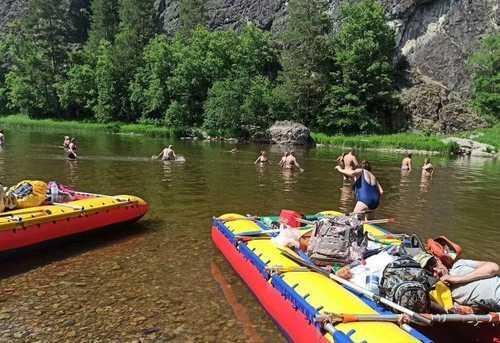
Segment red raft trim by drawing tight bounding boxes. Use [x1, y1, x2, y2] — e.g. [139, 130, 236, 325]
[0, 204, 148, 252]
[212, 226, 329, 343]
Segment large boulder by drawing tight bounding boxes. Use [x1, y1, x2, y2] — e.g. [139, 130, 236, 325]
[268, 121, 315, 146]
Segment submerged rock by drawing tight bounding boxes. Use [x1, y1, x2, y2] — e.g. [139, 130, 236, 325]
[268, 121, 315, 146]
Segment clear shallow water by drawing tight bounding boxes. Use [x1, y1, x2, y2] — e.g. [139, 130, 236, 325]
[0, 129, 499, 342]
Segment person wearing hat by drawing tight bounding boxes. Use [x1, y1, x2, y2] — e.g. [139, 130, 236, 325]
[415, 252, 500, 311]
[156, 145, 176, 161]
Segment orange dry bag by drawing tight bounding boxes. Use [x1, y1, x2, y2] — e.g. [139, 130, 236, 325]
[426, 236, 462, 268]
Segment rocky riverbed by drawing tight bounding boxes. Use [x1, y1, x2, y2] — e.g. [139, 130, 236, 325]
[0, 224, 273, 343]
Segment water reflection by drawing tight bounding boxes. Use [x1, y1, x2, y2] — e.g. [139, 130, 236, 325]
[338, 183, 354, 213]
[65, 160, 79, 187]
[280, 169, 299, 192]
[162, 161, 173, 183]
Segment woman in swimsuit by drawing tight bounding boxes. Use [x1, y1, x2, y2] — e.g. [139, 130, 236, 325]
[254, 151, 269, 165]
[67, 138, 78, 160]
[422, 158, 434, 177]
[401, 152, 412, 171]
[335, 160, 383, 214]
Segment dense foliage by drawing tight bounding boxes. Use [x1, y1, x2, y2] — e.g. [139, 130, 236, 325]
[468, 33, 500, 122]
[0, 0, 402, 135]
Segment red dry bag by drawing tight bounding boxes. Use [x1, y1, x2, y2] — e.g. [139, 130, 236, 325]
[279, 210, 303, 228]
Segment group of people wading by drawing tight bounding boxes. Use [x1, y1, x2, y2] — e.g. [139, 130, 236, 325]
[335, 149, 437, 215]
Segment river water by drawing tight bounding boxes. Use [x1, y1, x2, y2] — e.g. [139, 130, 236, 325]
[0, 129, 499, 342]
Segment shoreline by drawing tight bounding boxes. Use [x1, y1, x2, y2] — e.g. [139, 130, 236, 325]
[1, 114, 498, 155]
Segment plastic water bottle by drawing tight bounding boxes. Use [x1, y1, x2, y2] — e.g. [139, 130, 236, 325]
[365, 267, 380, 295]
[50, 182, 59, 203]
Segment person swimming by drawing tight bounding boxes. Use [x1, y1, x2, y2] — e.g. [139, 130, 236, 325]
[422, 158, 434, 177]
[157, 145, 176, 161]
[63, 136, 70, 149]
[401, 152, 413, 171]
[254, 151, 269, 165]
[335, 160, 383, 214]
[67, 138, 78, 160]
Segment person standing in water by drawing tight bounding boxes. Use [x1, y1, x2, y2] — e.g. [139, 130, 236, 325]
[401, 152, 413, 171]
[284, 151, 303, 172]
[343, 149, 359, 171]
[63, 136, 70, 149]
[157, 145, 176, 161]
[279, 151, 289, 168]
[0, 129, 5, 146]
[67, 138, 78, 160]
[254, 151, 270, 165]
[335, 160, 383, 214]
[422, 158, 435, 177]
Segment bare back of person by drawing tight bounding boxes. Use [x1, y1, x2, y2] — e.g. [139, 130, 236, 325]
[343, 152, 359, 171]
[162, 148, 176, 161]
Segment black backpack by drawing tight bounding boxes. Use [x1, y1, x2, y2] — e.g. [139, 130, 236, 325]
[380, 256, 434, 313]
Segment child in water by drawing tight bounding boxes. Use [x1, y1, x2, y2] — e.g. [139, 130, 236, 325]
[67, 138, 78, 160]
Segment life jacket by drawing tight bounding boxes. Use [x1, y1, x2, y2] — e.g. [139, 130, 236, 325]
[426, 236, 462, 268]
[307, 215, 367, 266]
[6, 180, 48, 209]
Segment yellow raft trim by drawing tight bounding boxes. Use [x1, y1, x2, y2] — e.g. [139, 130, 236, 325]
[0, 195, 146, 231]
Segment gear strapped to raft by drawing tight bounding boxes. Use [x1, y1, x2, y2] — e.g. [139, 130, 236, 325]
[307, 215, 367, 266]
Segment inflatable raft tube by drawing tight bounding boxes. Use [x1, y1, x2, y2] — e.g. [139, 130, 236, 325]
[212, 211, 432, 343]
[0, 195, 148, 253]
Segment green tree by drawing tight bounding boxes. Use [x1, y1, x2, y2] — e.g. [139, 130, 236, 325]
[112, 0, 158, 121]
[56, 50, 96, 118]
[93, 40, 117, 122]
[87, 0, 120, 50]
[166, 28, 239, 126]
[322, 0, 396, 133]
[0, 41, 10, 114]
[277, 0, 333, 126]
[204, 75, 274, 133]
[179, 0, 207, 38]
[4, 35, 60, 116]
[468, 33, 500, 121]
[130, 35, 176, 121]
[21, 0, 72, 76]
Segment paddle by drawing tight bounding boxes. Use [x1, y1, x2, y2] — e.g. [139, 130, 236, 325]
[236, 226, 314, 237]
[279, 248, 433, 326]
[322, 322, 353, 343]
[316, 312, 500, 325]
[297, 217, 396, 226]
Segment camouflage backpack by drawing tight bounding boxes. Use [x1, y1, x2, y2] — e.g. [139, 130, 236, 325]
[380, 256, 434, 313]
[307, 215, 367, 266]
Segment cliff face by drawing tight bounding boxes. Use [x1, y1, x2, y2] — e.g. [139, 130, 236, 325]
[1, 0, 498, 132]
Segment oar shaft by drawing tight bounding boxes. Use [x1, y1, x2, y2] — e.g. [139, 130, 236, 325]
[280, 249, 432, 326]
[426, 313, 500, 323]
[323, 323, 352, 343]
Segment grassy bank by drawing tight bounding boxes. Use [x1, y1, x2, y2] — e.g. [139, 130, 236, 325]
[465, 124, 500, 149]
[0, 114, 182, 138]
[311, 132, 458, 153]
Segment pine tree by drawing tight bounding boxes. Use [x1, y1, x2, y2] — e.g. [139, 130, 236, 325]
[87, 0, 120, 50]
[113, 0, 158, 120]
[277, 0, 333, 126]
[179, 0, 207, 38]
[21, 0, 72, 75]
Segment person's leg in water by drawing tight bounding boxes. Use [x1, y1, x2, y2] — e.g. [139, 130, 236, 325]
[353, 201, 370, 220]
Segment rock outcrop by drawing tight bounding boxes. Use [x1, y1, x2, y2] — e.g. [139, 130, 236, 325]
[268, 121, 315, 146]
[442, 137, 497, 158]
[1, 0, 498, 132]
